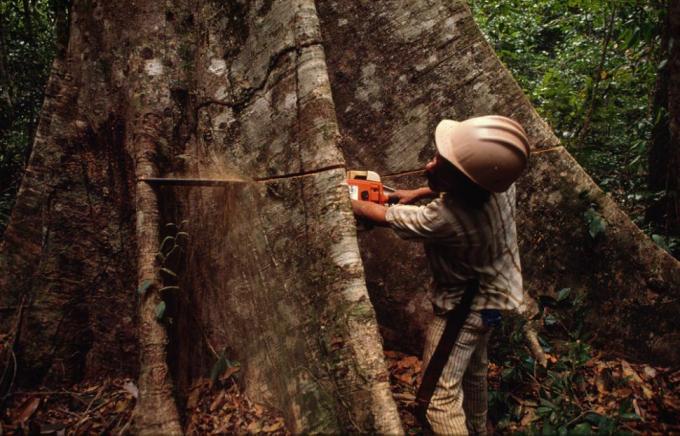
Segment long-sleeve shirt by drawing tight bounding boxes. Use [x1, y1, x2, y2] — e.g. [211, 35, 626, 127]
[384, 185, 524, 313]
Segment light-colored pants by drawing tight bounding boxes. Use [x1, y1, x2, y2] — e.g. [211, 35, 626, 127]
[422, 311, 492, 435]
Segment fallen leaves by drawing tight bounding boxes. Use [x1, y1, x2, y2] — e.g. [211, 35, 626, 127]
[184, 377, 288, 435]
[384, 348, 680, 434]
[1, 378, 136, 435]
[384, 350, 422, 432]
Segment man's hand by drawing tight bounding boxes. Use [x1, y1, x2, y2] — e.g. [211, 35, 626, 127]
[351, 200, 388, 225]
[388, 187, 436, 205]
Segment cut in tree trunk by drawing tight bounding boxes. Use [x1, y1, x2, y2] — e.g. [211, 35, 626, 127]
[1, 0, 680, 433]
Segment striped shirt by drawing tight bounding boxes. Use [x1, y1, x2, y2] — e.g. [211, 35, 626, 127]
[384, 185, 523, 313]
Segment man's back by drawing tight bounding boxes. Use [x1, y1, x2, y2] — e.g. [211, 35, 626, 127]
[385, 185, 523, 312]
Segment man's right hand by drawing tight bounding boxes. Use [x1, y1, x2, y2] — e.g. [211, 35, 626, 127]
[388, 187, 435, 205]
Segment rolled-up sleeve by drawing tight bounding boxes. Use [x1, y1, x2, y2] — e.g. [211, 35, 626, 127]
[385, 199, 456, 241]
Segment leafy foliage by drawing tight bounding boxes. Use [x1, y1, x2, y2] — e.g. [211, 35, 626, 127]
[470, 0, 673, 253]
[485, 287, 672, 434]
[152, 221, 189, 323]
[0, 0, 58, 235]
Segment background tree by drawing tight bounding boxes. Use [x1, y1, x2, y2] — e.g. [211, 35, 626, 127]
[648, 0, 680, 241]
[0, 0, 61, 233]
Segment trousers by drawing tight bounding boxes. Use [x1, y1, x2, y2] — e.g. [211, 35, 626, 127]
[421, 311, 492, 435]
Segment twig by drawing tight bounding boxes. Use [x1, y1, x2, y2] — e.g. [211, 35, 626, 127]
[84, 383, 106, 414]
[509, 393, 533, 406]
[1, 296, 26, 402]
[564, 409, 596, 428]
[523, 320, 548, 367]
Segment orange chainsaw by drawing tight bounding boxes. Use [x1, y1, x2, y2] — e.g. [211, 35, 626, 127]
[346, 170, 396, 205]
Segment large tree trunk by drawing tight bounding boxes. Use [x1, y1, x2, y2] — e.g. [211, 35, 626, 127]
[2, 0, 680, 432]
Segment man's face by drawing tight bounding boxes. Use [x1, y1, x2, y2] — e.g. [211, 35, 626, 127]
[425, 154, 452, 192]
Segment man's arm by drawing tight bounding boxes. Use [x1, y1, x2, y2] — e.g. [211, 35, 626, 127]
[351, 199, 388, 225]
[389, 187, 437, 204]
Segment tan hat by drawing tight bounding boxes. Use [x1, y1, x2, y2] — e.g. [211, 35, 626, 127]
[434, 115, 530, 192]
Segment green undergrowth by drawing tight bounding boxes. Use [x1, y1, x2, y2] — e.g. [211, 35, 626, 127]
[470, 0, 678, 257]
[488, 288, 638, 435]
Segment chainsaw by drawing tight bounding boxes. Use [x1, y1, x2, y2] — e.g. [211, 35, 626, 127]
[345, 170, 396, 205]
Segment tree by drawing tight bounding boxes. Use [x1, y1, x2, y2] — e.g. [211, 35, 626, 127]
[648, 0, 680, 238]
[1, 0, 679, 432]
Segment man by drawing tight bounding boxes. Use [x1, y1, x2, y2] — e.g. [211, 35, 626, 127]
[351, 115, 530, 435]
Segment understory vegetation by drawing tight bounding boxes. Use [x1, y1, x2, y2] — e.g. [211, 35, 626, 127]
[470, 0, 678, 255]
[0, 0, 57, 234]
[386, 289, 680, 434]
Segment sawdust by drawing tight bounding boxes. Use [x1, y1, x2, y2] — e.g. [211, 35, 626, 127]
[201, 153, 252, 182]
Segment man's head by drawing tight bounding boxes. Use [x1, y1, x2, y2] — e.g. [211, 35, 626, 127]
[430, 115, 530, 193]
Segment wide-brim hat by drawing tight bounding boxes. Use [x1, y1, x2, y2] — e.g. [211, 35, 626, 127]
[434, 115, 530, 193]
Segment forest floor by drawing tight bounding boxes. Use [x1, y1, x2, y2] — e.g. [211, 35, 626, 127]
[0, 375, 288, 435]
[386, 348, 680, 435]
[2, 346, 678, 435]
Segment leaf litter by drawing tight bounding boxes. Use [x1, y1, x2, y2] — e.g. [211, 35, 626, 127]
[1, 370, 289, 434]
[1, 378, 137, 435]
[384, 348, 680, 434]
[184, 375, 288, 435]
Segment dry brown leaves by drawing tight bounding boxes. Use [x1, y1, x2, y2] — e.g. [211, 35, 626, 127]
[384, 350, 422, 432]
[1, 378, 137, 435]
[385, 349, 680, 434]
[577, 356, 680, 433]
[184, 377, 288, 435]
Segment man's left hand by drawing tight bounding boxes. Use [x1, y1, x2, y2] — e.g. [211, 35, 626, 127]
[351, 200, 388, 225]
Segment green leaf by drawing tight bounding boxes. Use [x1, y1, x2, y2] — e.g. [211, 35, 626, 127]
[159, 285, 180, 294]
[155, 301, 166, 321]
[159, 236, 175, 254]
[537, 406, 552, 417]
[137, 279, 153, 295]
[584, 208, 606, 239]
[619, 412, 641, 421]
[572, 422, 591, 435]
[160, 267, 177, 278]
[556, 287, 571, 302]
[652, 234, 670, 251]
[583, 412, 601, 425]
[210, 353, 228, 384]
[542, 422, 555, 435]
[540, 398, 557, 409]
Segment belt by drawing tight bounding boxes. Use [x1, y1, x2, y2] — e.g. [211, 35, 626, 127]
[415, 279, 479, 432]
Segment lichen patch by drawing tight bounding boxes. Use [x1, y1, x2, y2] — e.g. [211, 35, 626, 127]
[209, 58, 227, 76]
[144, 59, 164, 76]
